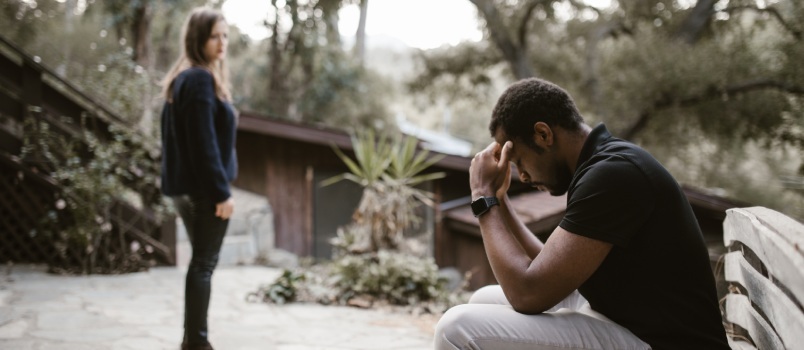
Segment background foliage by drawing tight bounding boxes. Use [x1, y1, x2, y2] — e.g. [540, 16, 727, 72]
[20, 114, 167, 274]
[249, 251, 467, 313]
[1, 0, 801, 219]
[410, 0, 804, 218]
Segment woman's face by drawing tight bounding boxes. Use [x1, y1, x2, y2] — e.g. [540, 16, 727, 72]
[204, 20, 228, 64]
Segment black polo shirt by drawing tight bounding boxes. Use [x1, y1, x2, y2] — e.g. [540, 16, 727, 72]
[559, 124, 729, 350]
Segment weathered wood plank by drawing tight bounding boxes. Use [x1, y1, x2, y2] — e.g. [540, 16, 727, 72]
[724, 252, 804, 348]
[748, 207, 804, 249]
[725, 294, 784, 350]
[724, 207, 804, 304]
[727, 338, 756, 350]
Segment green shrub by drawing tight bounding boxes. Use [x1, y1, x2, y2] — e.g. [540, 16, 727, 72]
[20, 115, 166, 274]
[331, 250, 446, 306]
[250, 250, 469, 313]
[248, 269, 306, 305]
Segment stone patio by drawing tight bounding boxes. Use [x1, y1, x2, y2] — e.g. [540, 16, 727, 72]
[0, 264, 438, 350]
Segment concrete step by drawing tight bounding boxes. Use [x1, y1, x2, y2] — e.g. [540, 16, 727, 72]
[176, 231, 257, 267]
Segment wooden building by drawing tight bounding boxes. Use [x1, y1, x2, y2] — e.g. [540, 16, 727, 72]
[234, 113, 472, 259]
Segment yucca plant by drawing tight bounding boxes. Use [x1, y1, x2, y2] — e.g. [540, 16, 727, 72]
[320, 129, 392, 189]
[322, 129, 445, 254]
[386, 134, 446, 205]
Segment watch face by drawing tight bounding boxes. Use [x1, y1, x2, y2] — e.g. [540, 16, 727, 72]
[471, 198, 488, 215]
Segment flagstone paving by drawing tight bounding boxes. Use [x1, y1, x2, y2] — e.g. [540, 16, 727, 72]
[0, 264, 438, 350]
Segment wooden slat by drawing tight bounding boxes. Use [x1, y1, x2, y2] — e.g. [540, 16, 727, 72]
[111, 203, 173, 264]
[749, 207, 804, 250]
[725, 294, 785, 350]
[727, 338, 757, 350]
[725, 252, 804, 348]
[724, 207, 804, 304]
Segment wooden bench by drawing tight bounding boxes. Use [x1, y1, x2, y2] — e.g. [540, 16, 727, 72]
[722, 207, 804, 349]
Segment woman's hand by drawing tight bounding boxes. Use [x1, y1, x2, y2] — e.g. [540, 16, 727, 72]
[215, 197, 235, 220]
[470, 141, 513, 200]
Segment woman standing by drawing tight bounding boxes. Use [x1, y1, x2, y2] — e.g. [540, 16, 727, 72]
[160, 7, 237, 350]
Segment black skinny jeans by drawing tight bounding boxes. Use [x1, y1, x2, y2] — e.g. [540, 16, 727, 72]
[172, 195, 229, 346]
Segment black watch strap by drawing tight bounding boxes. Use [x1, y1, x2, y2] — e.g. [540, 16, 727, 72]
[471, 196, 500, 217]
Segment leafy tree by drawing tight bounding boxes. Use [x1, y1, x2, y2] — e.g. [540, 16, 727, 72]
[241, 0, 390, 129]
[409, 0, 804, 218]
[98, 0, 156, 67]
[0, 0, 60, 47]
[0, 1, 155, 126]
[95, 0, 210, 70]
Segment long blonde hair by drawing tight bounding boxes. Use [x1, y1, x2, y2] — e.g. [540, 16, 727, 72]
[161, 7, 231, 102]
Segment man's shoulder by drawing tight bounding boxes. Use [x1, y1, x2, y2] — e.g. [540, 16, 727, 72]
[587, 138, 664, 175]
[594, 137, 648, 158]
[574, 154, 652, 195]
[575, 137, 682, 205]
[570, 139, 658, 199]
[581, 140, 647, 175]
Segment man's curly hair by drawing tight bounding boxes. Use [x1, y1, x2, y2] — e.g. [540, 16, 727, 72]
[489, 78, 584, 150]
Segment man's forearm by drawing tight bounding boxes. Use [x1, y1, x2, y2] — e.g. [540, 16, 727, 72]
[478, 205, 534, 292]
[501, 195, 544, 259]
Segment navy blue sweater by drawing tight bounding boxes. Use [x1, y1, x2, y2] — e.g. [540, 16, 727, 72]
[160, 67, 237, 203]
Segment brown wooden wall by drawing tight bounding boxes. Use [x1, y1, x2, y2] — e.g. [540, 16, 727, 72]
[442, 220, 497, 290]
[235, 131, 347, 256]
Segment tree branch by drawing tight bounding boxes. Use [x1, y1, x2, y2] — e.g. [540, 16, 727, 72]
[517, 0, 546, 49]
[675, 0, 717, 45]
[567, 0, 603, 17]
[583, 20, 630, 117]
[469, 0, 535, 78]
[623, 79, 804, 140]
[721, 5, 802, 40]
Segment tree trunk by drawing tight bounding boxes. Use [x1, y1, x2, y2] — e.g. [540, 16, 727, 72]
[287, 0, 311, 121]
[268, 0, 290, 117]
[318, 0, 342, 47]
[468, 0, 535, 79]
[130, 1, 152, 67]
[583, 21, 628, 118]
[675, 0, 716, 45]
[354, 0, 368, 66]
[154, 19, 175, 73]
[56, 0, 76, 76]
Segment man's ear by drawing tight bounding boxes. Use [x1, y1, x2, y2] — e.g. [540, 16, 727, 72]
[532, 122, 554, 147]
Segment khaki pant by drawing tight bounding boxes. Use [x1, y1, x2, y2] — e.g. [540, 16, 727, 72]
[434, 285, 650, 350]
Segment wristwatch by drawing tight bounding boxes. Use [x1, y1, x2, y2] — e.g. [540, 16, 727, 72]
[471, 196, 499, 218]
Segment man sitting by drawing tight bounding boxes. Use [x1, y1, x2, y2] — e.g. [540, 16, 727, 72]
[434, 78, 730, 350]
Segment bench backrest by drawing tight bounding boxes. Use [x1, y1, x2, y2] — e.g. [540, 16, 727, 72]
[722, 207, 804, 350]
